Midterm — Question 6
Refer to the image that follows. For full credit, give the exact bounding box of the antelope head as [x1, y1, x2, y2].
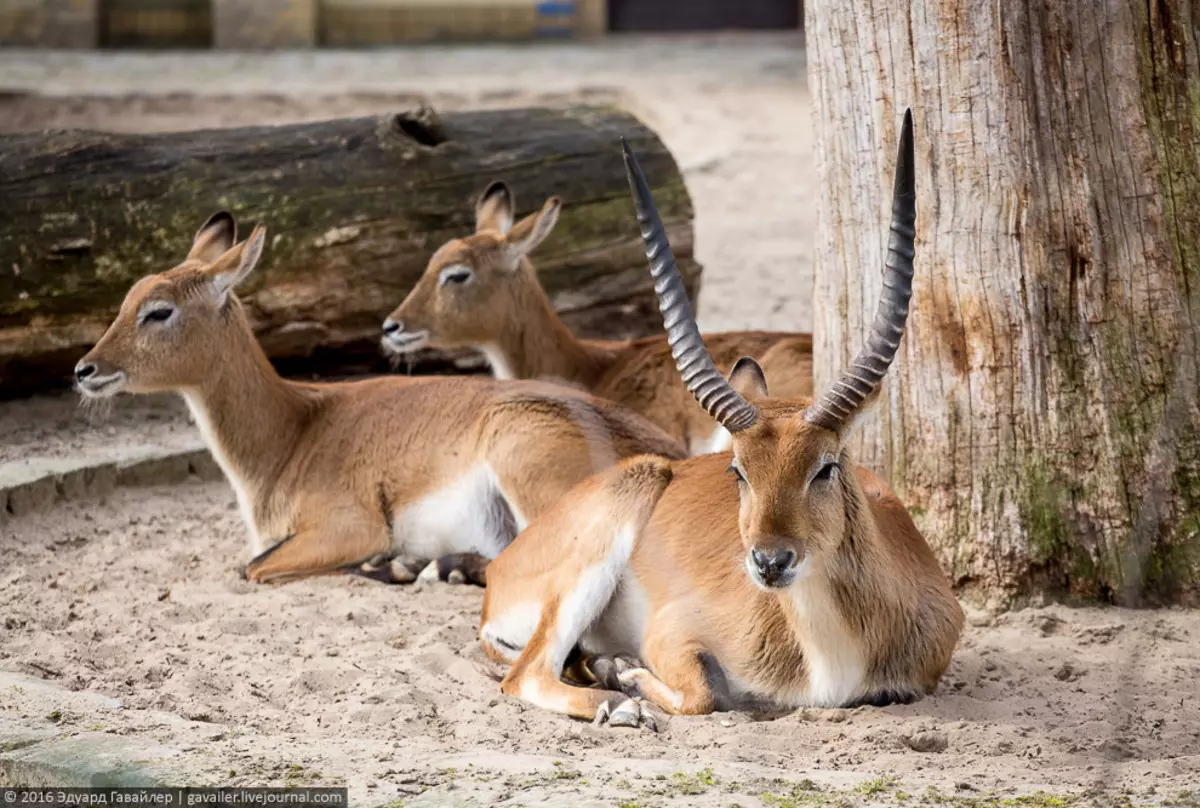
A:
[74, 212, 267, 398]
[382, 181, 562, 356]
[623, 110, 916, 590]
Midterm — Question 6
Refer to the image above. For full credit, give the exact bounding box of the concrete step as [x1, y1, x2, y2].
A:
[0, 392, 219, 522]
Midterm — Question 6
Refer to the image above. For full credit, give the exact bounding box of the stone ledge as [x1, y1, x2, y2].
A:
[0, 732, 174, 787]
[1, 444, 221, 521]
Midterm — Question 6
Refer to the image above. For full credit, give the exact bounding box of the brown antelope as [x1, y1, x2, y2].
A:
[74, 214, 685, 586]
[479, 111, 964, 727]
[381, 180, 813, 456]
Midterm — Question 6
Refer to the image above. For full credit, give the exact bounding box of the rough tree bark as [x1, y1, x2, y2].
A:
[0, 105, 696, 398]
[808, 1, 1199, 604]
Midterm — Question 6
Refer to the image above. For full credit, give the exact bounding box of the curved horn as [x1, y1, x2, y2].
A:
[622, 140, 759, 432]
[805, 108, 917, 432]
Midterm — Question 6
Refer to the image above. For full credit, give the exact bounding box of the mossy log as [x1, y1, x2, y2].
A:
[0, 105, 698, 398]
[808, 0, 1199, 604]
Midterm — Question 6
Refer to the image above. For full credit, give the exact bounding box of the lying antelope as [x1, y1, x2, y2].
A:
[479, 111, 964, 726]
[74, 214, 685, 586]
[381, 179, 813, 456]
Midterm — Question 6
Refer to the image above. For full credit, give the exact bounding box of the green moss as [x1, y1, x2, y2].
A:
[917, 787, 1079, 808]
[856, 776, 900, 796]
[2, 116, 695, 330]
[1164, 789, 1198, 807]
[1021, 462, 1070, 567]
[664, 767, 720, 796]
[760, 779, 830, 808]
[1144, 515, 1200, 596]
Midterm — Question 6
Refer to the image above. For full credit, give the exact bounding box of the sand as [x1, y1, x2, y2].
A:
[3, 481, 1198, 804]
[1, 35, 1198, 805]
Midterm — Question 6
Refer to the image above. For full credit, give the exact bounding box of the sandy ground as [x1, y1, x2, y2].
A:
[2, 37, 1199, 805]
[2, 481, 1198, 804]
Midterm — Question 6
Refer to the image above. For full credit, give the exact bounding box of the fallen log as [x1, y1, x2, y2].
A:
[0, 105, 698, 399]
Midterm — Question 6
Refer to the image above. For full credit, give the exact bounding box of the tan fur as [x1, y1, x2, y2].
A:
[480, 379, 965, 719]
[75, 214, 685, 585]
[483, 455, 673, 721]
[382, 183, 813, 454]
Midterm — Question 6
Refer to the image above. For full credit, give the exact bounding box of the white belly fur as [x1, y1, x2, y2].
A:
[392, 463, 518, 561]
[581, 573, 651, 657]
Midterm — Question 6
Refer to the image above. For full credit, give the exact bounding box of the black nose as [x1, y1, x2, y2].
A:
[382, 319, 402, 335]
[751, 548, 797, 579]
[75, 362, 97, 381]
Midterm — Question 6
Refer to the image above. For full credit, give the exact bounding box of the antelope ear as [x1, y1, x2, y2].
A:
[728, 357, 769, 400]
[189, 211, 237, 263]
[205, 223, 266, 303]
[505, 196, 561, 268]
[475, 181, 515, 235]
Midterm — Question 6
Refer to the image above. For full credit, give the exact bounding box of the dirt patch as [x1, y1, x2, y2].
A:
[2, 481, 1198, 803]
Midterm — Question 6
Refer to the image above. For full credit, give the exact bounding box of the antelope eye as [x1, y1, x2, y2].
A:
[139, 305, 175, 326]
[727, 464, 746, 484]
[813, 461, 839, 482]
[439, 267, 473, 286]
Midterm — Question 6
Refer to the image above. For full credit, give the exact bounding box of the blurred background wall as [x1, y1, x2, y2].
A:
[0, 0, 804, 48]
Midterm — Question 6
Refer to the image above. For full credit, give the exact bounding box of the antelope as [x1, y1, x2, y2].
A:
[381, 180, 813, 456]
[74, 213, 685, 586]
[478, 111, 964, 728]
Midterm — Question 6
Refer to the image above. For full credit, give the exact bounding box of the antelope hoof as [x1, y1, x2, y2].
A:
[417, 560, 440, 583]
[354, 555, 420, 585]
[587, 655, 642, 692]
[415, 554, 490, 587]
[594, 695, 657, 732]
[616, 666, 652, 700]
[244, 562, 269, 583]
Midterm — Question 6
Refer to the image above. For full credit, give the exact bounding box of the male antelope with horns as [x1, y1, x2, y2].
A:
[479, 111, 964, 727]
[381, 179, 813, 456]
[74, 214, 684, 586]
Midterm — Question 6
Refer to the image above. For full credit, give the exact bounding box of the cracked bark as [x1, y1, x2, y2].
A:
[807, 0, 1200, 604]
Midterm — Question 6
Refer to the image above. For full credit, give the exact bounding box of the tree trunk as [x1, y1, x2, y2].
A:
[807, 1, 1199, 604]
[0, 105, 697, 399]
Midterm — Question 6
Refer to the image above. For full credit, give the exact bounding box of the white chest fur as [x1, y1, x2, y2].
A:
[391, 463, 522, 561]
[182, 392, 263, 553]
[785, 577, 868, 707]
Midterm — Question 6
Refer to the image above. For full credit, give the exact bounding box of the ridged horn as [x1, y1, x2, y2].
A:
[805, 108, 917, 432]
[622, 139, 759, 433]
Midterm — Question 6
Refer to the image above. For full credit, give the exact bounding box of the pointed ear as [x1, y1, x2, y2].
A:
[505, 197, 561, 266]
[475, 181, 515, 235]
[205, 223, 266, 303]
[189, 211, 237, 263]
[728, 357, 769, 400]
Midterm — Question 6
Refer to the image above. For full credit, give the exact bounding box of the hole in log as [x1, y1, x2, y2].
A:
[47, 238, 93, 260]
[391, 107, 446, 148]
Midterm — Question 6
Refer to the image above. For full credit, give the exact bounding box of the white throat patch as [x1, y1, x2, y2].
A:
[181, 391, 260, 552]
[480, 344, 517, 381]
